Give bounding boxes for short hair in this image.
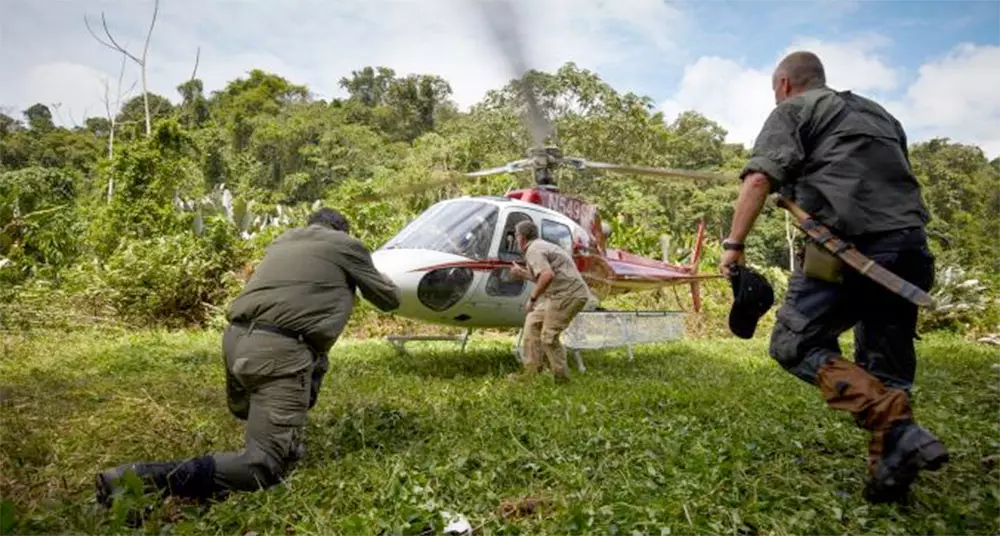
[308,207,350,233]
[775,51,826,90]
[515,220,538,241]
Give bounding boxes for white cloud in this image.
[0,0,690,123]
[785,34,901,93]
[885,44,1000,158]
[659,57,773,146]
[16,62,113,126]
[659,38,1000,159]
[660,36,902,147]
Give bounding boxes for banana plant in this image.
[173,184,321,239]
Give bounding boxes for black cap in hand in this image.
[727,264,775,339]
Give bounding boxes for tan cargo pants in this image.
[521,294,588,381]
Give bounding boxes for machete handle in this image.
[774,196,810,222]
[774,195,936,309]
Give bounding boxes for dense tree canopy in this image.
[2,62,997,333]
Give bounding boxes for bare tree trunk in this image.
[785,209,794,271]
[139,0,158,137]
[85,0,159,138]
[101,52,137,202]
[191,46,200,81]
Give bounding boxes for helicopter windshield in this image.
[381,199,499,260]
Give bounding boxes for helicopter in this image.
[369,145,727,331]
[359,0,736,350]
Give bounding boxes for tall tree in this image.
[339,66,397,107]
[23,104,54,132]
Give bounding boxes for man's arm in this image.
[721,102,805,273]
[727,172,772,244]
[531,270,556,299]
[340,238,401,312]
[525,248,555,300]
[736,101,807,238]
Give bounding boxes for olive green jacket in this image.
[227,224,400,353]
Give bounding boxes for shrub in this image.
[79,216,250,328]
[0,167,81,285]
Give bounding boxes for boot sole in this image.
[95,473,113,508]
[866,429,949,503]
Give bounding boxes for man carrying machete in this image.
[719,50,948,504]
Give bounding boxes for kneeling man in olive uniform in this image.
[509,220,590,383]
[95,207,400,507]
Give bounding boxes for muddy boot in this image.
[865,420,949,504]
[816,356,946,502]
[95,456,225,508]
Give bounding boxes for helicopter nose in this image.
[371,248,479,317]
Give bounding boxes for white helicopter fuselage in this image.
[370,195,591,329]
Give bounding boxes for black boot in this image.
[95,455,226,508]
[864,420,949,504]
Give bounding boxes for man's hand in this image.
[509,262,530,280]
[720,249,745,277]
[524,297,536,313]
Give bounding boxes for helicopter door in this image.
[485,210,532,302]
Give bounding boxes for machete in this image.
[774,195,936,308]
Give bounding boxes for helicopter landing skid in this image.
[387,329,472,356]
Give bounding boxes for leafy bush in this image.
[0,167,82,284]
[78,216,250,328]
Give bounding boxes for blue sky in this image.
[2,0,998,156]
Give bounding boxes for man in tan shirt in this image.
[509,220,590,382]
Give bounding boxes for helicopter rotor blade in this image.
[475,0,553,147]
[465,158,532,177]
[347,161,531,203]
[346,171,469,203]
[565,158,737,183]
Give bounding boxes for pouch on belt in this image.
[803,241,845,283]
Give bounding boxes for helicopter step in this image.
[387,329,472,356]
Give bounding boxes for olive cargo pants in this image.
[522,295,588,380]
[213,323,318,491]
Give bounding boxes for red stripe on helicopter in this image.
[407,259,512,273]
[409,257,721,283]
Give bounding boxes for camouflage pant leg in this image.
[540,296,588,379]
[212,328,313,492]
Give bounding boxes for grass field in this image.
[1,328,998,535]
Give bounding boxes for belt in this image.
[232,320,306,343]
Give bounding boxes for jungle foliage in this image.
[2,63,998,335]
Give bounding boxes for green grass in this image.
[1,328,998,535]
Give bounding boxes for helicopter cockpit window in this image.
[541,219,573,252]
[498,211,532,261]
[380,200,499,260]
